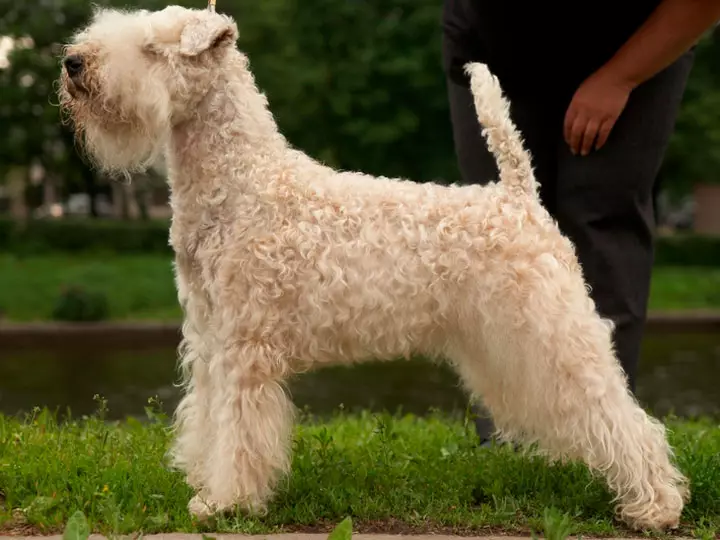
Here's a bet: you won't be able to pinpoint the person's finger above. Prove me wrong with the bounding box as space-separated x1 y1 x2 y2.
563 105 577 146
580 118 601 156
594 116 617 151
569 114 587 155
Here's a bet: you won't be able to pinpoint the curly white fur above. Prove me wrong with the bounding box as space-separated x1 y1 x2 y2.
59 6 689 531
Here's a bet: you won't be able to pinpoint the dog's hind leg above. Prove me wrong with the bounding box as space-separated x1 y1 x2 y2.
450 262 688 531
188 342 295 519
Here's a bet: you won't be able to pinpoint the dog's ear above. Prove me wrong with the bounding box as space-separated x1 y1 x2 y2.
178 14 238 56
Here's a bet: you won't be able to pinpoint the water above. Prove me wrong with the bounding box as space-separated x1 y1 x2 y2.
0 330 718 421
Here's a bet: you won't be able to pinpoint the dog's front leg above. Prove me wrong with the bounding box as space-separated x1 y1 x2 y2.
170 327 213 490
187 342 295 519
169 263 215 492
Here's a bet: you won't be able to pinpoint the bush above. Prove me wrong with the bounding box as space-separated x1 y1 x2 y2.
0 217 14 252
51 285 110 322
0 218 172 255
654 233 720 267
0 217 719 266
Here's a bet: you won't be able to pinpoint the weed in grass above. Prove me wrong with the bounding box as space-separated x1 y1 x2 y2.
530 507 575 540
691 517 718 540
328 516 353 540
63 510 90 540
1 399 719 536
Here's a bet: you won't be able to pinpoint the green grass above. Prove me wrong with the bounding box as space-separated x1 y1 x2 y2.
0 254 180 322
648 267 720 311
1 400 719 537
0 254 718 322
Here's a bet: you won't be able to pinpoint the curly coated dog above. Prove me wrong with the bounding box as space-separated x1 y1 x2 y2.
58 5 688 531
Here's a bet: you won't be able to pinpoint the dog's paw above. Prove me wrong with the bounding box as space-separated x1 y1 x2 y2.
188 492 268 521
188 494 218 521
619 484 685 532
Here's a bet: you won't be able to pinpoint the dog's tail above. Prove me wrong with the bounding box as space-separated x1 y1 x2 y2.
464 62 538 198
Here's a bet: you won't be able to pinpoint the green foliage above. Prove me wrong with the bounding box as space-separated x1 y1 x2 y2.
0 0 108 195
0 0 457 190
51 285 109 322
662 29 720 197
654 233 720 267
0 217 13 246
1 405 720 536
0 218 172 254
237 0 456 181
0 0 719 201
0 0 718 202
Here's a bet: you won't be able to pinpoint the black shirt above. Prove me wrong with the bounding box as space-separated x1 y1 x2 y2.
443 0 662 102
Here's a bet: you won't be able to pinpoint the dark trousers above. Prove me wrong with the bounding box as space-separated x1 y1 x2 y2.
445 50 695 441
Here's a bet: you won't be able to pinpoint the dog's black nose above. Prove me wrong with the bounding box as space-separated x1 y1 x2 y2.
64 54 84 77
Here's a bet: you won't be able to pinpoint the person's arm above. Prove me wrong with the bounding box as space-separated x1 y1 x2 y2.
564 0 720 156
601 0 720 89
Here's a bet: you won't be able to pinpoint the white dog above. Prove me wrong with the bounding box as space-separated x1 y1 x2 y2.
59 5 688 531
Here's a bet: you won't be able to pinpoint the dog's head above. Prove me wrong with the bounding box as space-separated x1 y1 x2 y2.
59 5 239 175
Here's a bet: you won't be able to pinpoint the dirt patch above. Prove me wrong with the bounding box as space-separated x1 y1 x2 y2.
0 523 50 537
281 520 531 537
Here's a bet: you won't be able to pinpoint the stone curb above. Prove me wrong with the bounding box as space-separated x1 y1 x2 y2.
1 310 719 349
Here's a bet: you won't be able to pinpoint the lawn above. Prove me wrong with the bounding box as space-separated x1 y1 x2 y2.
0 254 180 322
0 254 718 322
1 402 719 538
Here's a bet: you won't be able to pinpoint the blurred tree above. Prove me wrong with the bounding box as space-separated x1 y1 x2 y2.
230 0 458 182
0 0 113 215
0 0 717 212
0 0 458 193
660 28 720 200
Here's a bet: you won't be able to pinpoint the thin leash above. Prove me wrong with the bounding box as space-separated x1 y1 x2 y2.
207 0 215 13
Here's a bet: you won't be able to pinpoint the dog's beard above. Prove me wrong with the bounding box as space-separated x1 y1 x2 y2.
59 77 170 178
80 119 168 178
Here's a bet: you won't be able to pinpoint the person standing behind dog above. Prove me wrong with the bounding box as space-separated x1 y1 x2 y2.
442 0 720 444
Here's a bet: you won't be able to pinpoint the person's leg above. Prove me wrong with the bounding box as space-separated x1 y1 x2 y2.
553 50 695 391
445 70 559 442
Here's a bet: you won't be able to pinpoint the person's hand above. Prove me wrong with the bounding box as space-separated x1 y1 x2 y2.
563 69 634 156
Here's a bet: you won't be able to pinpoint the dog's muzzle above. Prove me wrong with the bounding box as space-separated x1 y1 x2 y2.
63 54 87 95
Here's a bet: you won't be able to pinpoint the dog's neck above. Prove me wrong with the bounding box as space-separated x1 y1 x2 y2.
166 53 287 197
